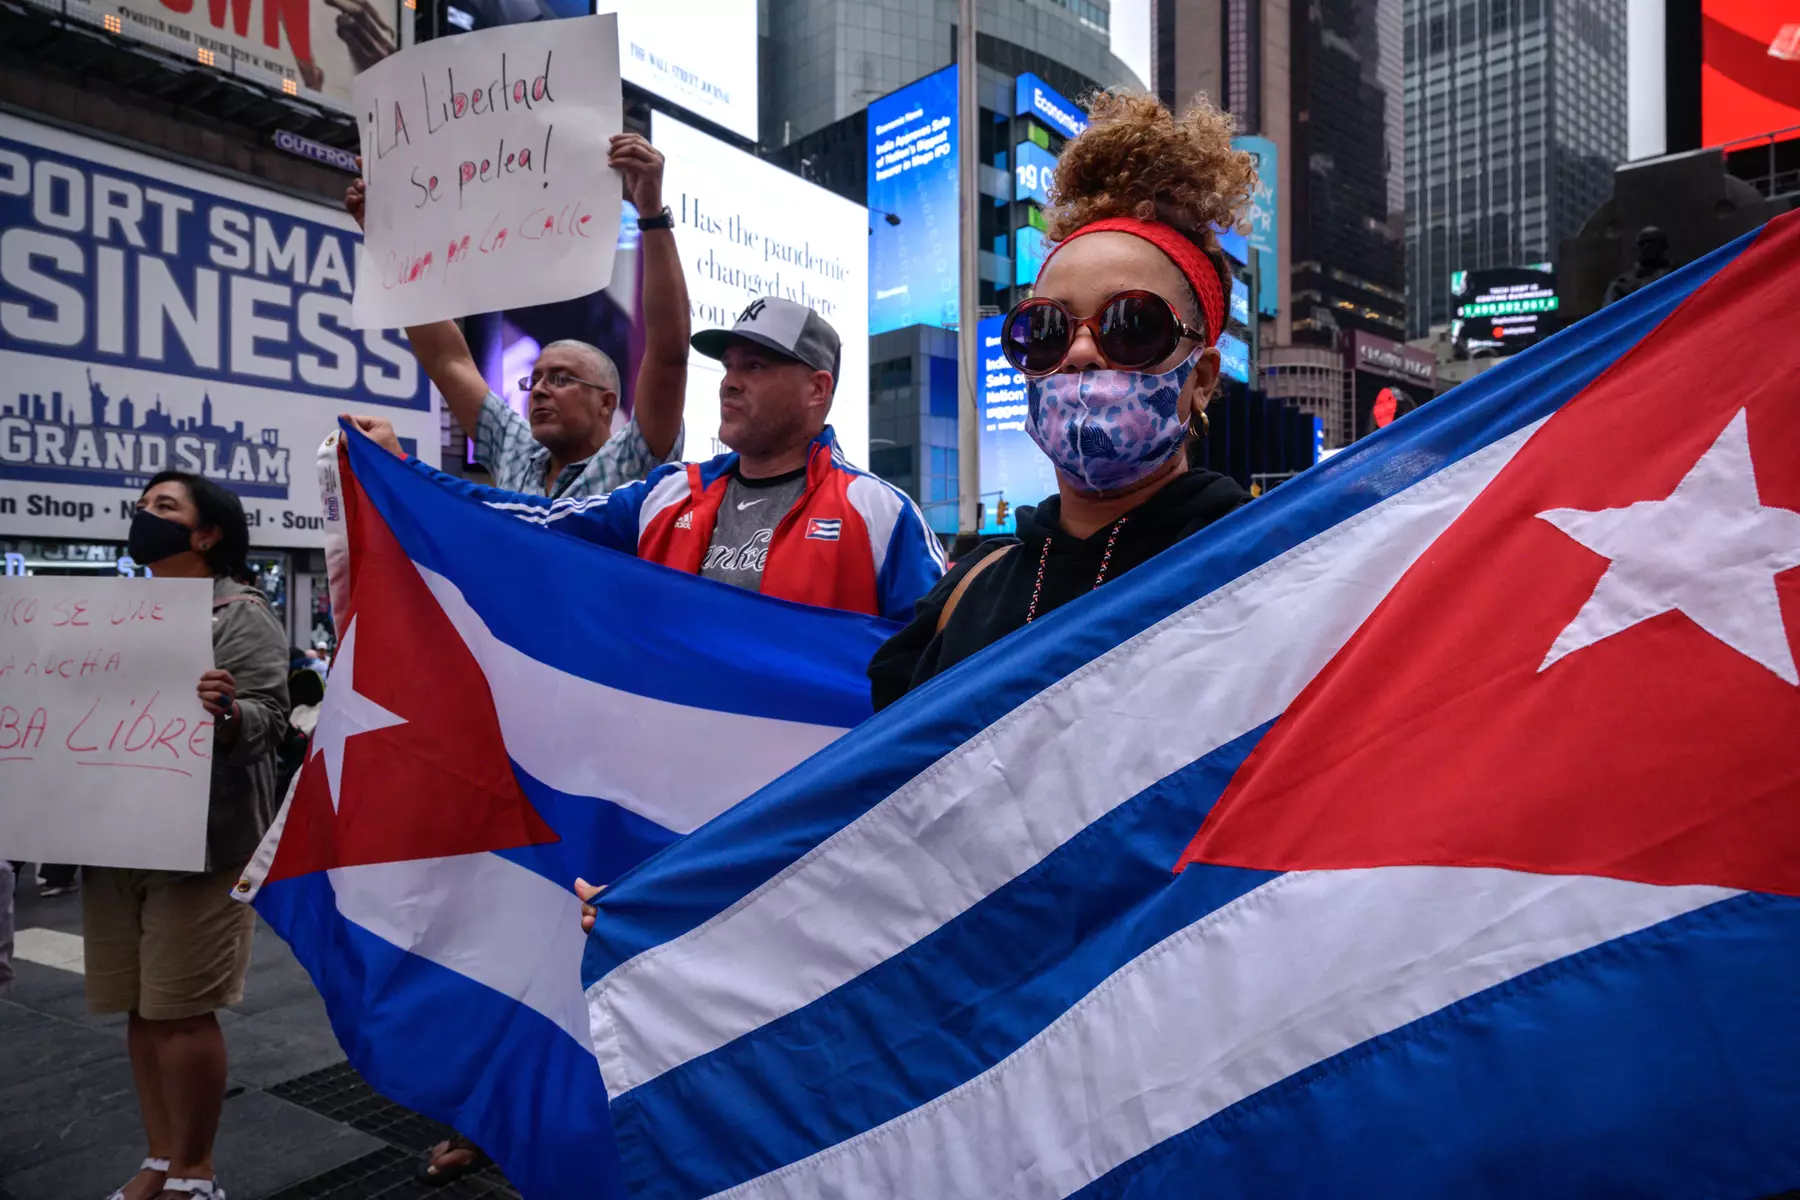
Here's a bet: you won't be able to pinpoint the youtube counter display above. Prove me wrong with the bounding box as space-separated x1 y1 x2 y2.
1451 266 1559 359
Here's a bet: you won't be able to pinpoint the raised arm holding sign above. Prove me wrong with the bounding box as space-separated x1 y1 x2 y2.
349 13 624 330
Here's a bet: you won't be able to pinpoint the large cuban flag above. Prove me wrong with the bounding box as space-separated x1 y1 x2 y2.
581 214 1800 1197
234 426 897 1198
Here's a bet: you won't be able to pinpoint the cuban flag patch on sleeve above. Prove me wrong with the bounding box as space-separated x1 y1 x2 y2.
806 518 843 541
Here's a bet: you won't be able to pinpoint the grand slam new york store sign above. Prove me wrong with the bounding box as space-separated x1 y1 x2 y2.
0 115 436 546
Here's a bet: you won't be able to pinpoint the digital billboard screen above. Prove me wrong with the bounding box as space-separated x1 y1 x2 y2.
1231 135 1279 316
976 314 1057 533
1701 0 1800 147
867 66 959 336
101 0 404 112
1014 139 1058 208
653 112 870 463
1450 265 1559 357
1014 73 1087 141
1216 332 1250 384
1230 277 1250 328
600 0 759 141
437 0 759 140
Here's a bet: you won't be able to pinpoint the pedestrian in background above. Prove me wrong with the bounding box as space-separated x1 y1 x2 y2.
87 471 290 1200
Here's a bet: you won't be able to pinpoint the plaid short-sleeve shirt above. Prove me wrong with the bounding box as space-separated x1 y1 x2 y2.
474 392 684 499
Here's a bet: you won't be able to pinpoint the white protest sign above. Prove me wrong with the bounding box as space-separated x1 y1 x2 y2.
0 578 215 871
350 14 623 329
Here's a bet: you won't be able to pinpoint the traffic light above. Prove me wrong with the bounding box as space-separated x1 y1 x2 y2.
995 497 1010 526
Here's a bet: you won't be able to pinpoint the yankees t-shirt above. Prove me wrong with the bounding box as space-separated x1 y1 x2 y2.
701 466 809 592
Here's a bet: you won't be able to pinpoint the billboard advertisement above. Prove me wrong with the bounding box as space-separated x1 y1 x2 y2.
1232 135 1279 316
100 0 402 113
1015 73 1087 141
1347 331 1435 441
976 314 1056 534
1701 1 1800 147
652 112 870 465
602 0 758 141
434 0 759 141
1450 265 1558 357
868 66 959 337
1014 139 1058 208
0 115 436 547
1014 226 1048 288
1216 332 1250 384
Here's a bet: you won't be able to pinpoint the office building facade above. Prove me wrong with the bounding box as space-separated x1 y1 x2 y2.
765 0 1140 146
1402 0 1628 339
1290 0 1409 344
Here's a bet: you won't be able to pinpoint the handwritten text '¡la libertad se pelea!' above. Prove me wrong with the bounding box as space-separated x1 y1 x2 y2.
364 50 561 211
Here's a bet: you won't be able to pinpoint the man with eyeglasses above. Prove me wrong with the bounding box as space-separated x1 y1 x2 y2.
343 132 686 500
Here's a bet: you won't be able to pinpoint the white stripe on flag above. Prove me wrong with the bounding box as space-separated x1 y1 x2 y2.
330 851 593 1049
717 868 1737 1199
589 420 1549 1100
415 563 848 833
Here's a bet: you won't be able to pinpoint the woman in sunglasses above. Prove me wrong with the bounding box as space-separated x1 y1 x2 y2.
869 91 1256 710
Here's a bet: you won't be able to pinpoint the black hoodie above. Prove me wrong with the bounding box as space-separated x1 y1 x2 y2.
868 468 1250 711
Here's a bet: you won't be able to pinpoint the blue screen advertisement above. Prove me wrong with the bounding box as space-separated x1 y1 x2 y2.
868 66 959 336
1014 140 1058 207
1014 226 1048 288
1230 277 1250 328
1015 73 1087 141
1216 225 1248 267
0 115 435 547
1216 332 1251 384
1231 135 1279 317
976 314 1057 533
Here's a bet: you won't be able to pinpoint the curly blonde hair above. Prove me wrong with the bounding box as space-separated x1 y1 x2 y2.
1045 90 1257 257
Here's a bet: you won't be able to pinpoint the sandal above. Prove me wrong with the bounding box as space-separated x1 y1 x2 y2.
157 1179 225 1199
104 1158 169 1200
421 1135 491 1185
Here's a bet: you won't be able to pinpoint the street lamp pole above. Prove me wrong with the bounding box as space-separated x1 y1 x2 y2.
956 0 980 537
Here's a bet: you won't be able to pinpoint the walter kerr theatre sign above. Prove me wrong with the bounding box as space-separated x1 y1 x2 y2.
0 114 437 547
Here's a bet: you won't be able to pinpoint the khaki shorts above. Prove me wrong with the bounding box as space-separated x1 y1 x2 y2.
82 865 255 1020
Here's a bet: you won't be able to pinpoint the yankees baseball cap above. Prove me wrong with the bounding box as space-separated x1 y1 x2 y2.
692 297 842 383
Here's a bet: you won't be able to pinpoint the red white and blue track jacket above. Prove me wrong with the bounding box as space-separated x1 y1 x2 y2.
543 427 947 624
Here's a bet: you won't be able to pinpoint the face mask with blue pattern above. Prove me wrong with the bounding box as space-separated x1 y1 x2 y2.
1025 352 1199 494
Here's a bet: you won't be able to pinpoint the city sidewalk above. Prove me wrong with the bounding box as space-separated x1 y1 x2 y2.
0 874 520 1200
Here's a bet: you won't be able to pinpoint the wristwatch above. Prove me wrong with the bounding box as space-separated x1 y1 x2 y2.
636 205 675 231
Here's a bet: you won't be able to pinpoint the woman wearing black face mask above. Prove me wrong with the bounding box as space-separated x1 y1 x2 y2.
869 91 1256 712
91 472 290 1200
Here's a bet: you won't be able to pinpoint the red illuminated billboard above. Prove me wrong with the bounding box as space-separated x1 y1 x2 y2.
1702 1 1800 146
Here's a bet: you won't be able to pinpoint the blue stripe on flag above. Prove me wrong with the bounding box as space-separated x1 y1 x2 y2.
255 871 624 1200
581 226 1755 981
611 725 1278 1199
1071 892 1800 1198
342 431 894 729
494 763 683 890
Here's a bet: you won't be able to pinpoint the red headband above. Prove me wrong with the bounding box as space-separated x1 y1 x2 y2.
1041 217 1226 346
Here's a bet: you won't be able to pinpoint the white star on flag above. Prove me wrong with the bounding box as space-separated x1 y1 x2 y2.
309 615 408 809
1537 408 1800 684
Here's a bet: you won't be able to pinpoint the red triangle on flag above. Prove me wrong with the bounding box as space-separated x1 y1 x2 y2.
1178 217 1800 897
264 450 557 884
